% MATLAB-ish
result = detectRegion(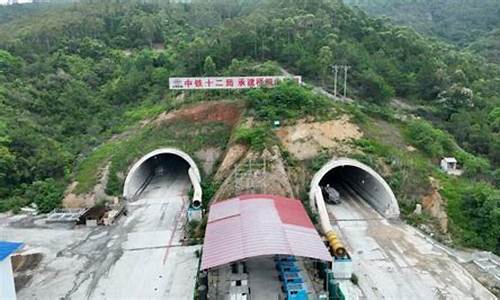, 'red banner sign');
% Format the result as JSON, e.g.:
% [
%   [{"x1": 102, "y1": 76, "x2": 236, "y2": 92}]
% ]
[{"x1": 169, "y1": 76, "x2": 302, "y2": 90}]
